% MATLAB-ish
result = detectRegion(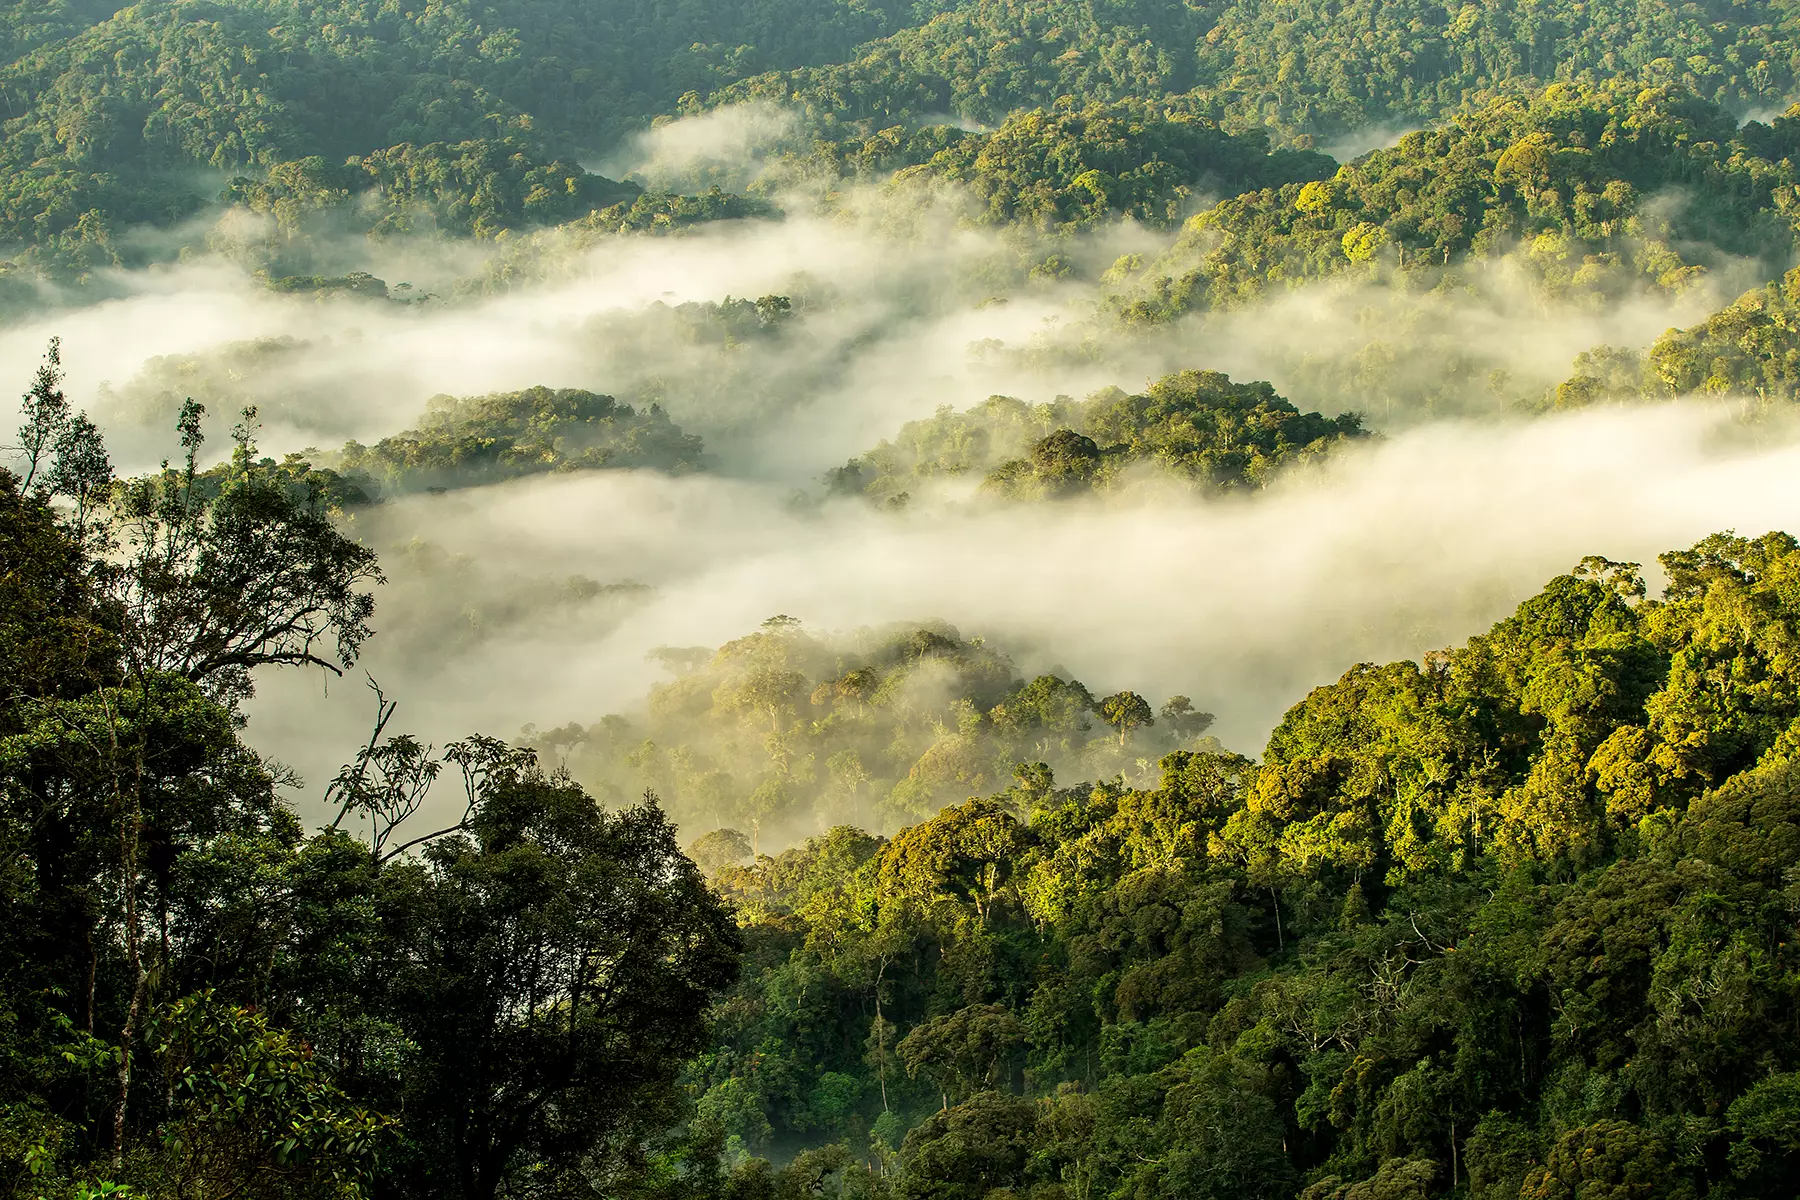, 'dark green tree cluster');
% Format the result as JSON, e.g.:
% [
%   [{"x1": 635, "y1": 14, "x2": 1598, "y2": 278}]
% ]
[
  {"x1": 0, "y1": 348, "x2": 741, "y2": 1199},
  {"x1": 1119, "y1": 85, "x2": 1800, "y2": 322},
  {"x1": 0, "y1": 0, "x2": 896, "y2": 261},
  {"x1": 831, "y1": 368, "x2": 1365, "y2": 503},
  {"x1": 668, "y1": 535, "x2": 1800, "y2": 1200},
  {"x1": 874, "y1": 99, "x2": 1332, "y2": 231},
  {"x1": 334, "y1": 385, "x2": 707, "y2": 495}
]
